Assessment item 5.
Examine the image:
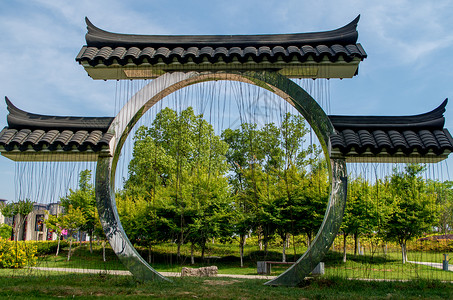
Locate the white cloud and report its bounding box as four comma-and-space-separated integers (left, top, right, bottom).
358, 0, 453, 65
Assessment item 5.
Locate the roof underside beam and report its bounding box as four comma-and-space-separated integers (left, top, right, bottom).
330, 148, 451, 163
79, 59, 362, 80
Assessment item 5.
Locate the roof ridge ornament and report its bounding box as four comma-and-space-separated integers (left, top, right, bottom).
84, 15, 360, 48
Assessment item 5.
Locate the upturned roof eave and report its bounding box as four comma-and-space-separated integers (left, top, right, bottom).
5, 97, 114, 132
329, 99, 448, 131
84, 15, 361, 48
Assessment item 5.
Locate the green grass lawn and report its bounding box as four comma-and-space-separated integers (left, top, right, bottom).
1, 242, 453, 299
0, 273, 451, 299
21, 242, 453, 281
36, 246, 126, 271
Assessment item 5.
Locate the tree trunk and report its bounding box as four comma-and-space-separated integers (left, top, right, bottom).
102, 240, 106, 262
201, 241, 206, 261
89, 234, 93, 254
148, 242, 152, 263
56, 235, 61, 256
190, 242, 195, 265
67, 239, 73, 261
79, 230, 82, 246
354, 233, 359, 256
306, 232, 312, 248
259, 230, 263, 251
177, 243, 181, 259
15, 215, 23, 242
401, 242, 407, 264
239, 234, 245, 268
282, 237, 286, 263
343, 233, 348, 263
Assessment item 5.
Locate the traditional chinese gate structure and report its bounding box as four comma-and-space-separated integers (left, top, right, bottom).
1, 16, 452, 286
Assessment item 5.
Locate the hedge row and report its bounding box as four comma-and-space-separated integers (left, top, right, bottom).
0, 238, 37, 268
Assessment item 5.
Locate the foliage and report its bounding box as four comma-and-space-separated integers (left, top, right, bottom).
409, 238, 453, 252
121, 107, 232, 261
2, 199, 34, 218
222, 112, 327, 262
381, 164, 439, 263
0, 224, 12, 240
34, 240, 70, 256
117, 105, 448, 268
0, 239, 37, 268
60, 170, 96, 243
45, 213, 66, 256
341, 176, 392, 261
429, 180, 453, 234
0, 199, 34, 241
45, 214, 64, 236
0, 202, 15, 219
61, 205, 86, 237
60, 205, 86, 261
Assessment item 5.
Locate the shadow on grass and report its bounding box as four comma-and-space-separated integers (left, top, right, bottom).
323, 251, 399, 266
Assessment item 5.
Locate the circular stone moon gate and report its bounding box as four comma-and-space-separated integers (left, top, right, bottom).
96, 71, 347, 286
1, 16, 453, 287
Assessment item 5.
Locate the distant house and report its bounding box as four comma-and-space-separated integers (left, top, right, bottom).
1, 201, 64, 241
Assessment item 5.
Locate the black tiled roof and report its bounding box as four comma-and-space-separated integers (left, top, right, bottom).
329, 99, 453, 160
77, 44, 366, 66
76, 16, 366, 68
2, 98, 452, 162
6, 97, 113, 132
84, 17, 361, 48
0, 98, 113, 155
329, 99, 447, 131
0, 127, 113, 152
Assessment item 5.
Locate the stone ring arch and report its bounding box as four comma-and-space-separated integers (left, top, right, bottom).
95, 71, 347, 286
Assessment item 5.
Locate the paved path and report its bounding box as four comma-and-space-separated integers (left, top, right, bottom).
408, 260, 453, 271
30, 267, 276, 280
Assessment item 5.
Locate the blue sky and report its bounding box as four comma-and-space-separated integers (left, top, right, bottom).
0, 0, 453, 201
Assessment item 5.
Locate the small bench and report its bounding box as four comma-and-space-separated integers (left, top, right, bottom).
257, 261, 295, 275
257, 261, 325, 275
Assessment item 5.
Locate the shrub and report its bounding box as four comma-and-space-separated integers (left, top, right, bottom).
34, 240, 69, 255
0, 224, 12, 240
0, 238, 37, 268
408, 239, 453, 252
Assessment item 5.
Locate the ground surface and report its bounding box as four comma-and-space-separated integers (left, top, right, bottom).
0, 273, 452, 299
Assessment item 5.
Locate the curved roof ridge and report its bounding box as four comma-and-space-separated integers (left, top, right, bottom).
5, 97, 114, 132
5, 96, 28, 117
329, 99, 448, 131
85, 15, 360, 48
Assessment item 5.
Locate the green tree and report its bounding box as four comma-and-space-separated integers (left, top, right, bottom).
222, 113, 325, 263
93, 207, 108, 262
123, 107, 231, 260
186, 170, 233, 263
45, 213, 65, 256
222, 123, 262, 266
61, 205, 86, 261
429, 180, 453, 234
0, 199, 33, 241
341, 177, 391, 262
61, 170, 96, 253
381, 164, 439, 263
